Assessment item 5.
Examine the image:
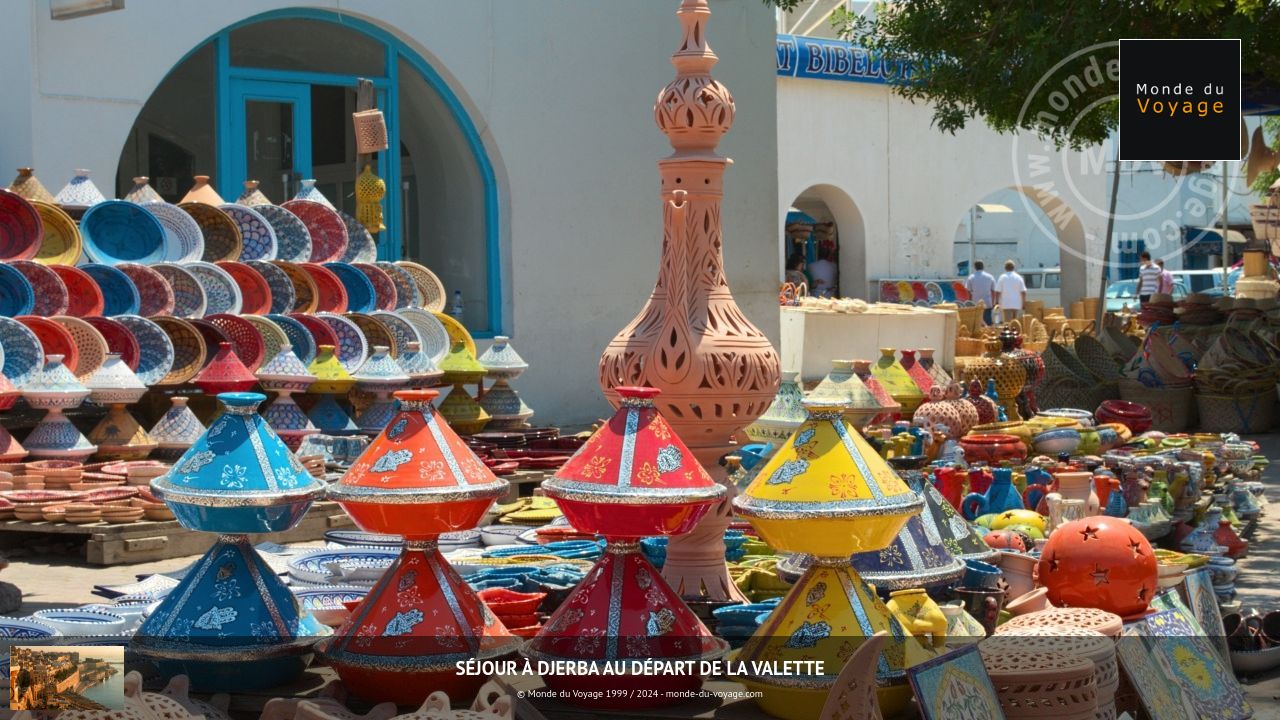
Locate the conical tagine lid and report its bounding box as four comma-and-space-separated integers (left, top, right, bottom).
124, 177, 164, 204
180, 175, 226, 205
10, 168, 56, 204
54, 169, 106, 210
353, 346, 409, 385
152, 392, 324, 508
808, 360, 882, 425
149, 396, 205, 448
733, 399, 922, 556
256, 345, 315, 386
542, 386, 725, 505
870, 348, 924, 412
308, 345, 354, 394
330, 389, 507, 505
238, 180, 272, 206
438, 341, 487, 384
478, 335, 527, 378
194, 342, 258, 395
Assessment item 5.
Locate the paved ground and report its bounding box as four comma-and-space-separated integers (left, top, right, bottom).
4, 437, 1280, 716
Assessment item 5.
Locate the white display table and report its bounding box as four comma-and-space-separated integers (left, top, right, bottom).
780, 305, 958, 383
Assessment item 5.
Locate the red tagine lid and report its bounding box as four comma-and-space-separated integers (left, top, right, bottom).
329, 389, 507, 506
192, 342, 258, 395
542, 386, 725, 506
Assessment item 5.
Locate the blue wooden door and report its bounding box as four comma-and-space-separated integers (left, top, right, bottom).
227, 79, 312, 204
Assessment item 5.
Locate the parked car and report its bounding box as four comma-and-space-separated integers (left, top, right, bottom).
1104, 279, 1189, 312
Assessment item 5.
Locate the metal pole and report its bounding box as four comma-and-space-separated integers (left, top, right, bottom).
1222, 164, 1230, 291
1095, 145, 1122, 330
969, 206, 976, 277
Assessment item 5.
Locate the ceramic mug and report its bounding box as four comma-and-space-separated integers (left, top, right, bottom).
954, 587, 1003, 636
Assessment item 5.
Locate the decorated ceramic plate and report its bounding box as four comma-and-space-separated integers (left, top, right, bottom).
81, 264, 140, 317
246, 260, 296, 315
49, 266, 102, 318
291, 584, 370, 624
282, 199, 348, 263
300, 262, 348, 313
151, 317, 206, 386
395, 260, 446, 311
205, 313, 267, 372
48, 316, 107, 381
31, 200, 81, 266
140, 201, 203, 263
287, 548, 400, 586
352, 262, 397, 311
183, 261, 242, 316
315, 312, 368, 373
338, 209, 377, 264
185, 318, 229, 368
0, 263, 35, 318
432, 310, 477, 357
241, 314, 290, 368
375, 261, 418, 309
215, 260, 272, 315
10, 260, 68, 317
395, 308, 450, 364
83, 316, 140, 371
116, 262, 175, 318
343, 313, 395, 355
324, 262, 376, 314
369, 310, 422, 357
181, 202, 242, 262
219, 203, 277, 261
16, 316, 78, 376
113, 315, 175, 385
81, 200, 167, 264
253, 204, 311, 263
0, 316, 43, 387
287, 313, 340, 355
265, 313, 317, 366
271, 260, 319, 313
0, 188, 43, 261
151, 263, 206, 319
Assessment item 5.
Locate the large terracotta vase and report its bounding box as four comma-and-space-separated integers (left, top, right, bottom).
597, 0, 780, 603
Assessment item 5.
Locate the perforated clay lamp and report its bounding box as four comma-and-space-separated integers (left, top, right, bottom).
732, 398, 927, 720
320, 388, 517, 705
135, 392, 328, 691
257, 345, 318, 450
86, 353, 156, 461
438, 340, 490, 435
149, 396, 205, 462
306, 345, 358, 435
527, 386, 729, 708
194, 342, 258, 395
352, 346, 409, 435
23, 354, 96, 461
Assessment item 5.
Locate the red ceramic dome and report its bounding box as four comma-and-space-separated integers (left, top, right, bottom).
984, 529, 1028, 553
1037, 516, 1157, 619
192, 342, 258, 394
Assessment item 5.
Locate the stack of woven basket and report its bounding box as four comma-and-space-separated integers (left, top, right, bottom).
1193, 320, 1280, 433
1119, 326, 1195, 432
1037, 327, 1122, 411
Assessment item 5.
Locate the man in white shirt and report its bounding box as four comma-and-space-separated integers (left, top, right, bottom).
1136, 252, 1162, 304
807, 247, 837, 298
995, 260, 1027, 321
965, 261, 996, 325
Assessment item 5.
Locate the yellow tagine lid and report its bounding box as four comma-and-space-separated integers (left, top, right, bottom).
870, 348, 925, 411
307, 345, 354, 394
733, 399, 922, 557
807, 359, 882, 427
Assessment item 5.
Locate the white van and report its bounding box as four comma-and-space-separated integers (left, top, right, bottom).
1021, 268, 1061, 306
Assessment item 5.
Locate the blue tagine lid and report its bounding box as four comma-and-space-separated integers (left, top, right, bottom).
151, 392, 325, 534
352, 346, 409, 388
133, 535, 329, 662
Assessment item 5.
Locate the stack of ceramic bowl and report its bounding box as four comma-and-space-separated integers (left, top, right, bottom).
477, 336, 533, 430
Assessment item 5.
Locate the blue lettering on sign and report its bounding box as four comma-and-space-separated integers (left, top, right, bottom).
776, 34, 914, 85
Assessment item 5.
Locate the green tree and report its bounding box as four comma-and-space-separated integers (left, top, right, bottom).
766, 0, 1280, 150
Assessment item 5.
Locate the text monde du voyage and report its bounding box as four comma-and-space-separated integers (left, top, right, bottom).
1133, 82, 1229, 118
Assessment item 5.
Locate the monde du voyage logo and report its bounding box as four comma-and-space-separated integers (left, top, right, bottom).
1119, 39, 1241, 161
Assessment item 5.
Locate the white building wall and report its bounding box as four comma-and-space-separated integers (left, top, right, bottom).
0, 0, 780, 428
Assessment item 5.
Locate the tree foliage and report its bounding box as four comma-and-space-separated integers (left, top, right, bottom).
766, 0, 1280, 150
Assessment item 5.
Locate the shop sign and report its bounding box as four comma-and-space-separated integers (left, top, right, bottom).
776, 34, 915, 85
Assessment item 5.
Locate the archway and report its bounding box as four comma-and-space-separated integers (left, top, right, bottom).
783, 184, 866, 298
113, 9, 504, 335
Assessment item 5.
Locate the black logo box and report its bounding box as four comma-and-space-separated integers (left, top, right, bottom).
1119, 38, 1241, 161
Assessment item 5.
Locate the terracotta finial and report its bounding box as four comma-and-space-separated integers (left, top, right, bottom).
655, 0, 734, 156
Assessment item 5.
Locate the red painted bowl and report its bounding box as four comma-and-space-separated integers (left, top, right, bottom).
0, 189, 43, 261
958, 433, 1027, 466
83, 317, 140, 370
10, 260, 67, 316
300, 263, 348, 313
215, 261, 273, 315
282, 200, 348, 263
205, 313, 266, 372
16, 316, 78, 374
288, 312, 340, 349
50, 265, 104, 317
117, 262, 175, 317
352, 262, 398, 311
1094, 399, 1152, 435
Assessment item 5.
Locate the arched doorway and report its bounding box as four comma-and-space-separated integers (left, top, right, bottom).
783, 184, 866, 298
114, 10, 503, 335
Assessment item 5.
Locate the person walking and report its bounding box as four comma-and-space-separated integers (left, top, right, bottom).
1156, 258, 1174, 295
965, 261, 996, 325
1136, 252, 1161, 305
995, 260, 1027, 322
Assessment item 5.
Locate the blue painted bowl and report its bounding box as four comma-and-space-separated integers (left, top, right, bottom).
961, 559, 1002, 590
1032, 427, 1082, 455
81, 200, 167, 264
323, 262, 376, 314
0, 618, 59, 676
167, 499, 314, 535
266, 313, 317, 365
81, 263, 140, 316
0, 264, 34, 317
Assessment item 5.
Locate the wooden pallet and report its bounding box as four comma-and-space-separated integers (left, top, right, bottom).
0, 502, 355, 565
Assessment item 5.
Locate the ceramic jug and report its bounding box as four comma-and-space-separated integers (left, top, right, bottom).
998, 551, 1039, 600
1044, 492, 1066, 532
1103, 479, 1128, 517
962, 467, 1024, 521
886, 589, 947, 649
932, 467, 964, 512
939, 603, 986, 646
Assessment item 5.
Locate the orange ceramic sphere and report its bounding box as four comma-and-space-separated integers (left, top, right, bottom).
1037, 516, 1157, 619
983, 529, 1028, 553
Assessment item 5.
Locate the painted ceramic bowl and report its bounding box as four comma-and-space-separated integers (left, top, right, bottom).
10, 260, 68, 316
81, 264, 141, 317
219, 203, 277, 261
30, 608, 127, 636
81, 200, 167, 264
114, 315, 176, 386
324, 262, 376, 314
301, 263, 348, 313
152, 262, 207, 318
958, 433, 1027, 465
254, 204, 311, 263
0, 189, 44, 261
968, 420, 1033, 448
291, 585, 369, 627
50, 265, 104, 317
183, 261, 243, 316
246, 259, 296, 314
216, 261, 273, 315
353, 263, 398, 311
1095, 400, 1152, 434
206, 313, 267, 372
282, 200, 348, 263
31, 200, 81, 265
1037, 408, 1095, 427
338, 210, 377, 263
1031, 428, 1081, 455
84, 316, 141, 371
376, 261, 418, 308
138, 201, 204, 263
0, 263, 35, 317
266, 313, 318, 365
117, 262, 175, 317
181, 202, 242, 262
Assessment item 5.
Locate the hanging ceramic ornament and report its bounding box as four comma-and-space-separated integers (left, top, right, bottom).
307, 345, 358, 435
355, 165, 385, 234
807, 359, 882, 428
478, 336, 533, 430
149, 396, 205, 462
733, 399, 928, 720
352, 346, 409, 435
527, 387, 729, 708
134, 392, 328, 691
320, 389, 517, 705
23, 354, 96, 461
257, 345, 318, 450
86, 353, 156, 461
437, 341, 490, 434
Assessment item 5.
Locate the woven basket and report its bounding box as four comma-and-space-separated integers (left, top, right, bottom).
1118, 378, 1194, 432
353, 109, 390, 154
1075, 334, 1123, 381
1043, 330, 1096, 385
1038, 377, 1114, 412
956, 326, 993, 356
957, 305, 984, 331
1195, 391, 1277, 434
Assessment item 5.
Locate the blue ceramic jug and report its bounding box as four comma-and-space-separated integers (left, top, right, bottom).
962, 467, 1023, 521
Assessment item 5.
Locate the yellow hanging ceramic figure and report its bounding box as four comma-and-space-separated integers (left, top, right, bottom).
356, 164, 386, 234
